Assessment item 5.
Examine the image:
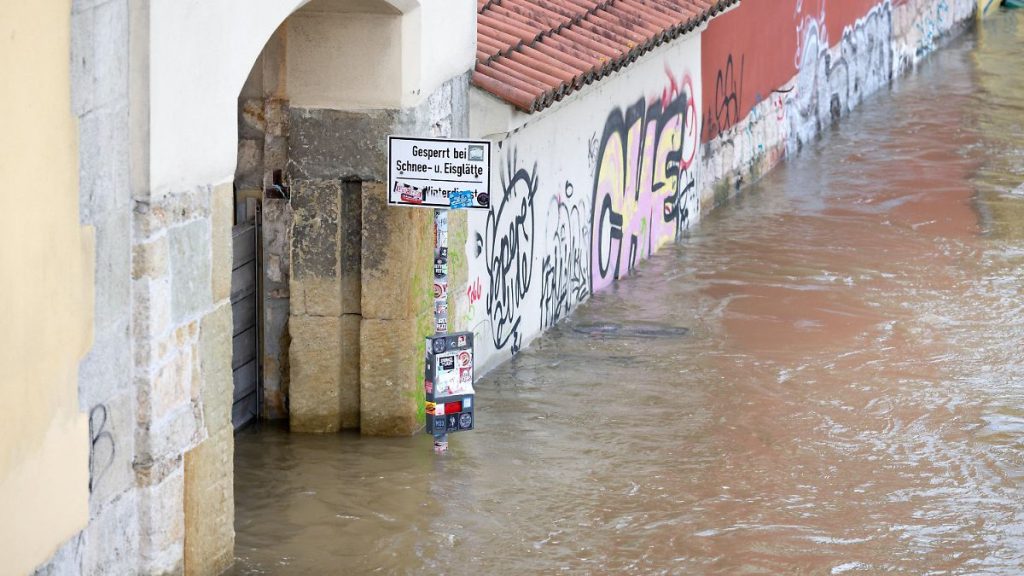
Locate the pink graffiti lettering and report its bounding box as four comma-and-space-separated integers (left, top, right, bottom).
466, 278, 482, 305
591, 75, 699, 293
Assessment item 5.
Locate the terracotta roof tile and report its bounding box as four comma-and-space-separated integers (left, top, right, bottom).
475, 0, 738, 112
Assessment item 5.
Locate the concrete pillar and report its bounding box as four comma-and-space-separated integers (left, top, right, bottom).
359, 182, 433, 436
285, 74, 470, 436
288, 178, 342, 432
261, 198, 293, 419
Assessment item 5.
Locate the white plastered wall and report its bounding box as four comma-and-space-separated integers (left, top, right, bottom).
149, 0, 475, 196
463, 32, 703, 372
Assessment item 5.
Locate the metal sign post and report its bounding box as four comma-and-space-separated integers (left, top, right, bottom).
425, 209, 476, 453
432, 208, 449, 452
387, 135, 490, 454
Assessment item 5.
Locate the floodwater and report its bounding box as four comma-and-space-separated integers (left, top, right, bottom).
231, 13, 1024, 575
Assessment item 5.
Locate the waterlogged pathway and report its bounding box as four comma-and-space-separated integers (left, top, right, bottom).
232, 13, 1024, 575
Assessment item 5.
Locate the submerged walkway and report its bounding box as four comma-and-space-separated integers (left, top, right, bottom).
232, 13, 1024, 575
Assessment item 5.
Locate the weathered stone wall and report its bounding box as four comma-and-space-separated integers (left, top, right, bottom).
35, 0, 139, 574
130, 179, 235, 574
285, 172, 355, 433
287, 73, 470, 435
39, 1, 237, 574
262, 198, 293, 420
235, 29, 292, 421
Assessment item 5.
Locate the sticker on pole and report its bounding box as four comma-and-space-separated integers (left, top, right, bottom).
424, 332, 475, 434
388, 136, 491, 210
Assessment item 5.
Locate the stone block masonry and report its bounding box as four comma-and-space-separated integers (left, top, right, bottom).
33, 0, 141, 574
183, 301, 235, 575
128, 179, 236, 575
34, 2, 474, 575
359, 182, 435, 436
289, 315, 345, 432
41, 158, 237, 576
236, 40, 292, 419
286, 73, 470, 435
287, 175, 349, 433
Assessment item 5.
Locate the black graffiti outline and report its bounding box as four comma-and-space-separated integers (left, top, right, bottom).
593, 98, 640, 285
89, 404, 115, 492
484, 151, 537, 353
591, 86, 695, 289
586, 133, 600, 177
703, 54, 745, 140
540, 181, 591, 329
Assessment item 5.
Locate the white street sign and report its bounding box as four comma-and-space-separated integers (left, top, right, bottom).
387, 136, 491, 210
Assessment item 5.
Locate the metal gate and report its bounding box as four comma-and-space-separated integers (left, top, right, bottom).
231, 221, 260, 430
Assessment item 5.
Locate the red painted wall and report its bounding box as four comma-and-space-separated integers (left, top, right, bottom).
701, 0, 885, 141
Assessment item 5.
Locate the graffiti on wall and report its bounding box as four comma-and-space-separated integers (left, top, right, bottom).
89, 404, 115, 492
473, 71, 704, 352
469, 0, 973, 360
702, 55, 745, 141
472, 66, 701, 356
913, 0, 951, 57
591, 74, 699, 293
791, 5, 828, 143
482, 152, 537, 354
699, 0, 894, 140
466, 0, 972, 364
540, 182, 591, 329
700, 0, 897, 195
789, 1, 894, 145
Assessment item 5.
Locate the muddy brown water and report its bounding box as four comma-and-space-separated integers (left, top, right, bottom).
232, 13, 1024, 575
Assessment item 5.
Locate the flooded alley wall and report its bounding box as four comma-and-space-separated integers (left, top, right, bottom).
701, 0, 976, 205
462, 33, 703, 368
464, 0, 976, 372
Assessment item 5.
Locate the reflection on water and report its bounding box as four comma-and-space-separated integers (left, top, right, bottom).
232, 12, 1024, 575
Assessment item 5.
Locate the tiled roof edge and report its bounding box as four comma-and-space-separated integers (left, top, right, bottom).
474, 0, 740, 113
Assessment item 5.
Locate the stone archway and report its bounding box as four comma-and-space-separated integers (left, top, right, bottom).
181, 0, 475, 565
224, 0, 476, 438
173, 0, 473, 571
30, 0, 469, 573
140, 1, 428, 573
